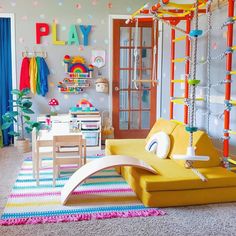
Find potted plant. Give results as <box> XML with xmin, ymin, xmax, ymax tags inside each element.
<box><xmin>1</xmin><ymin>88</ymin><xmax>41</xmax><ymax>153</ymax></box>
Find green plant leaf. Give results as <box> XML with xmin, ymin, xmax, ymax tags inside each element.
<box><xmin>16</xmin><ymin>99</ymin><xmax>22</xmax><ymax>105</ymax></box>
<box><xmin>22</xmin><ymin>95</ymin><xmax>31</xmax><ymax>99</ymax></box>
<box><xmin>22</xmin><ymin>100</ymin><xmax>32</xmax><ymax>109</ymax></box>
<box><xmin>11</xmin><ymin>111</ymin><xmax>19</xmax><ymax>117</ymax></box>
<box><xmin>11</xmin><ymin>89</ymin><xmax>21</xmax><ymax>95</ymax></box>
<box><xmin>25</xmin><ymin>127</ymin><xmax>33</xmax><ymax>133</ymax></box>
<box><xmin>23</xmin><ymin>115</ymin><xmax>31</xmax><ymax>121</ymax></box>
<box><xmin>22</xmin><ymin>88</ymin><xmax>30</xmax><ymax>96</ymax></box>
<box><xmin>1</xmin><ymin>122</ymin><xmax>12</xmax><ymax>130</ymax></box>
<box><xmin>2</xmin><ymin>114</ymin><xmax>11</xmax><ymax>122</ymax></box>
<box><xmin>22</xmin><ymin>108</ymin><xmax>34</xmax><ymax>114</ymax></box>
<box><xmin>8</xmin><ymin>131</ymin><xmax>20</xmax><ymax>137</ymax></box>
<box><xmin>32</xmin><ymin>122</ymin><xmax>41</xmax><ymax>129</ymax></box>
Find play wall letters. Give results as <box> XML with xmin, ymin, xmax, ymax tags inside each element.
<box><xmin>36</xmin><ymin>23</ymin><xmax>92</xmax><ymax>46</ymax></box>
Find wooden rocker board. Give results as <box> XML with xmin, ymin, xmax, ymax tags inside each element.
<box><xmin>61</xmin><ymin>155</ymin><xmax>157</xmax><ymax>205</ymax></box>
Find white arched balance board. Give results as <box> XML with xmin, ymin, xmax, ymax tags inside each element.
<box><xmin>61</xmin><ymin>155</ymin><xmax>157</xmax><ymax>205</ymax></box>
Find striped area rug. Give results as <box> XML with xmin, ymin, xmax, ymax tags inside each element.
<box><xmin>0</xmin><ymin>156</ymin><xmax>165</xmax><ymax>226</ymax></box>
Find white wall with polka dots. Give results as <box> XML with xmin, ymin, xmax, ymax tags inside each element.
<box><xmin>0</xmin><ymin>0</ymin><xmax>148</xmax><ymax>119</ymax></box>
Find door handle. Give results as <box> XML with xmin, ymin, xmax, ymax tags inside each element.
<box><xmin>114</xmin><ymin>86</ymin><xmax>120</xmax><ymax>91</ymax></box>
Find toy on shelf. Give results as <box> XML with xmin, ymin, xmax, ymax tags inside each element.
<box><xmin>95</xmin><ymin>77</ymin><xmax>109</xmax><ymax>93</ymax></box>
<box><xmin>63</xmin><ymin>55</ymin><xmax>71</xmax><ymax>73</ymax></box>
<box><xmin>48</xmin><ymin>98</ymin><xmax>59</xmax><ymax>116</ymax></box>
<box><xmin>58</xmin><ymin>55</ymin><xmax>94</xmax><ymax>94</ymax></box>
<box><xmin>70</xmin><ymin>98</ymin><xmax>99</xmax><ymax>115</ymax></box>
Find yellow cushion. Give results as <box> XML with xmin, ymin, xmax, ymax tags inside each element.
<box><xmin>169</xmin><ymin>124</ymin><xmax>221</xmax><ymax>168</ymax></box>
<box><xmin>105</xmin><ymin>133</ymin><xmax>236</xmax><ymax>207</ymax></box>
<box><xmin>105</xmin><ymin>139</ymin><xmax>171</xmax><ymax>170</ymax></box>
<box><xmin>125</xmin><ymin>173</ymin><xmax>236</xmax><ymax>207</ymax></box>
<box><xmin>130</xmin><ymin>166</ymin><xmax>236</xmax><ymax>192</ymax></box>
<box><xmin>145</xmin><ymin>118</ymin><xmax>178</xmax><ymax>143</ymax></box>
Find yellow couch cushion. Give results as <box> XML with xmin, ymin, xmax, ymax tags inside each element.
<box><xmin>145</xmin><ymin>118</ymin><xmax>178</xmax><ymax>143</ymax></box>
<box><xmin>106</xmin><ymin>138</ymin><xmax>236</xmax><ymax>192</ymax></box>
<box><xmin>125</xmin><ymin>173</ymin><xmax>236</xmax><ymax>207</ymax></box>
<box><xmin>130</xmin><ymin>166</ymin><xmax>236</xmax><ymax>192</ymax></box>
<box><xmin>105</xmin><ymin>139</ymin><xmax>172</xmax><ymax>171</ymax></box>
<box><xmin>169</xmin><ymin>124</ymin><xmax>221</xmax><ymax>168</ymax></box>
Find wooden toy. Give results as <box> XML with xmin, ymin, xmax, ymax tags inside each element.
<box><xmin>57</xmin><ymin>55</ymin><xmax>94</xmax><ymax>94</ymax></box>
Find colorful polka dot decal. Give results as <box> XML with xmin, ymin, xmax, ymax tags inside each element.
<box><xmin>19</xmin><ymin>37</ymin><xmax>24</xmax><ymax>43</ymax></box>
<box><xmin>53</xmin><ymin>18</ymin><xmax>58</xmax><ymax>24</ymax></box>
<box><xmin>39</xmin><ymin>14</ymin><xmax>45</xmax><ymax>19</ymax></box>
<box><xmin>21</xmin><ymin>16</ymin><xmax>28</xmax><ymax>21</ymax></box>
<box><xmin>76</xmin><ymin>3</ymin><xmax>81</xmax><ymax>9</ymax></box>
<box><xmin>78</xmin><ymin>45</ymin><xmax>84</xmax><ymax>51</ymax></box>
<box><xmin>127</xmin><ymin>7</ymin><xmax>132</xmax><ymax>13</ymax></box>
<box><xmin>76</xmin><ymin>18</ymin><xmax>82</xmax><ymax>24</ymax></box>
<box><xmin>63</xmin><ymin>94</ymin><xmax>69</xmax><ymax>100</ymax></box>
<box><xmin>212</xmin><ymin>42</ymin><xmax>217</xmax><ymax>50</ymax></box>
<box><xmin>83</xmin><ymin>93</ymin><xmax>88</xmax><ymax>98</ymax></box>
<box><xmin>10</xmin><ymin>2</ymin><xmax>16</xmax><ymax>7</ymax></box>
<box><xmin>33</xmin><ymin>1</ymin><xmax>38</xmax><ymax>7</ymax></box>
<box><xmin>92</xmin><ymin>0</ymin><xmax>97</xmax><ymax>6</ymax></box>
<box><xmin>49</xmin><ymin>82</ymin><xmax>55</xmax><ymax>87</ymax></box>
<box><xmin>61</xmin><ymin>26</ymin><xmax>67</xmax><ymax>31</ymax></box>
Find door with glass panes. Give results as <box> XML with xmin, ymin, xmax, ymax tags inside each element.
<box><xmin>112</xmin><ymin>19</ymin><xmax>157</xmax><ymax>139</ymax></box>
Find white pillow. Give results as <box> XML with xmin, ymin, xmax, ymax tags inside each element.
<box><xmin>145</xmin><ymin>132</ymin><xmax>170</xmax><ymax>159</ymax></box>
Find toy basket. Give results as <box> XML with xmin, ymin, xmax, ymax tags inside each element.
<box><xmin>82</xmin><ymin>131</ymin><xmax>99</xmax><ymax>146</ymax></box>
<box><xmin>81</xmin><ymin>121</ymin><xmax>100</xmax><ymax>130</ymax></box>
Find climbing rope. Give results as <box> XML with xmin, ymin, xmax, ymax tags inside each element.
<box><xmin>189</xmin><ymin>0</ymin><xmax>199</xmax><ymax>147</ymax></box>
<box><xmin>133</xmin><ymin>19</ymin><xmax>139</xmax><ymax>90</ymax></box>
<box><xmin>152</xmin><ymin>18</ymin><xmax>158</xmax><ymax>87</ymax></box>
<box><xmin>206</xmin><ymin>0</ymin><xmax>212</xmax><ymax>134</ymax></box>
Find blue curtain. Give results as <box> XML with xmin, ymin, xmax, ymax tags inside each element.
<box><xmin>0</xmin><ymin>18</ymin><xmax>13</xmax><ymax>146</ymax></box>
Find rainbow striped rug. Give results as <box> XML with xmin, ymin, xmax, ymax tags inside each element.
<box><xmin>0</xmin><ymin>156</ymin><xmax>165</xmax><ymax>226</ymax></box>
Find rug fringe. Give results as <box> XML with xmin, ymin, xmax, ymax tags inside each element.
<box><xmin>0</xmin><ymin>209</ymin><xmax>166</xmax><ymax>226</ymax></box>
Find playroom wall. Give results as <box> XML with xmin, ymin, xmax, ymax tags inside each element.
<box><xmin>0</xmin><ymin>0</ymin><xmax>147</xmax><ymax>119</ymax></box>
<box><xmin>160</xmin><ymin>5</ymin><xmax>236</xmax><ymax>154</ymax></box>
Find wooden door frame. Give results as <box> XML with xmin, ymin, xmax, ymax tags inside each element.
<box><xmin>108</xmin><ymin>15</ymin><xmax>163</xmax><ymax>127</ymax></box>
<box><xmin>110</xmin><ymin>17</ymin><xmax>159</xmax><ymax>138</ymax></box>
<box><xmin>108</xmin><ymin>15</ymin><xmax>130</xmax><ymax>124</ymax></box>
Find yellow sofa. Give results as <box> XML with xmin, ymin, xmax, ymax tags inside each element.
<box><xmin>105</xmin><ymin>118</ymin><xmax>236</xmax><ymax>207</ymax></box>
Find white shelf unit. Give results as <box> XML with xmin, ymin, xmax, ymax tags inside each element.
<box><xmin>37</xmin><ymin>114</ymin><xmax>102</xmax><ymax>151</ymax></box>
<box><xmin>70</xmin><ymin>114</ymin><xmax>102</xmax><ymax>151</ymax></box>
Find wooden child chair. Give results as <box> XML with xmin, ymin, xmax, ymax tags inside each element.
<box><xmin>32</xmin><ymin>128</ymin><xmax>53</xmax><ymax>179</ymax></box>
<box><xmin>52</xmin><ymin>134</ymin><xmax>86</xmax><ymax>187</ymax></box>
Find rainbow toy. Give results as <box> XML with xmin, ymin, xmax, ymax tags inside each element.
<box><xmin>64</xmin><ymin>55</ymin><xmax>71</xmax><ymax>64</ymax></box>
<box><xmin>88</xmin><ymin>64</ymin><xmax>94</xmax><ymax>71</ymax></box>
<box><xmin>69</xmin><ymin>63</ymin><xmax>88</xmax><ymax>74</ymax></box>
<box><xmin>64</xmin><ymin>55</ymin><xmax>71</xmax><ymax>72</ymax></box>
<box><xmin>60</xmin><ymin>55</ymin><xmax>93</xmax><ymax>94</ymax></box>
<box><xmin>76</xmin><ymin>98</ymin><xmax>95</xmax><ymax>108</ymax></box>
<box><xmin>71</xmin><ymin>56</ymin><xmax>86</xmax><ymax>64</ymax></box>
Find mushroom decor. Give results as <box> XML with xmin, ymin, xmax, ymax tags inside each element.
<box><xmin>48</xmin><ymin>98</ymin><xmax>59</xmax><ymax>116</ymax></box>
